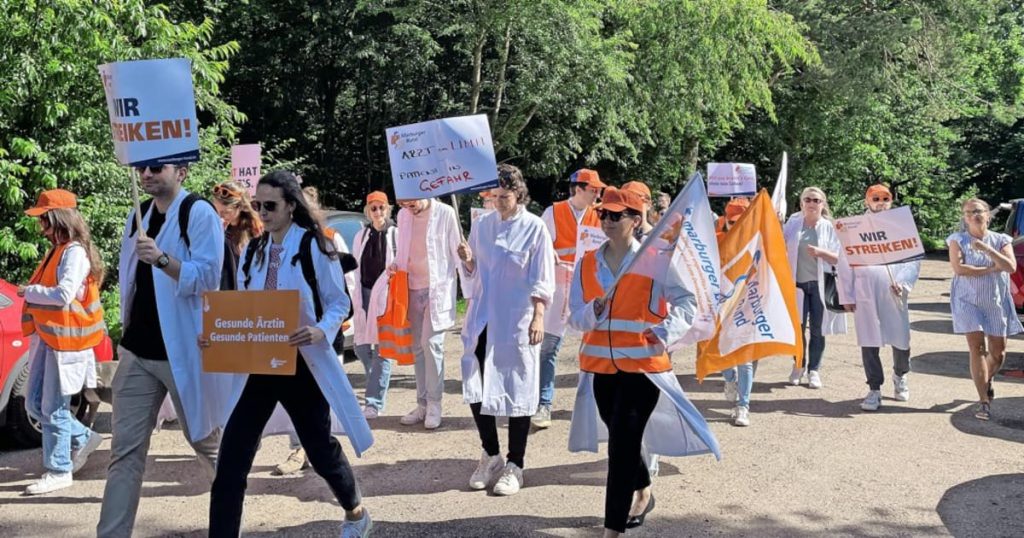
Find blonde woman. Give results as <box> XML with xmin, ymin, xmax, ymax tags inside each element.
<box><xmin>947</xmin><ymin>198</ymin><xmax>1022</xmax><ymax>420</ymax></box>
<box><xmin>212</xmin><ymin>181</ymin><xmax>263</xmax><ymax>290</ymax></box>
<box><xmin>782</xmin><ymin>187</ymin><xmax>846</xmax><ymax>388</ymax></box>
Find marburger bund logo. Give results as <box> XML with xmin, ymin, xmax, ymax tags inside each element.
<box><xmin>270</xmin><ymin>357</ymin><xmax>287</xmax><ymax>369</ymax></box>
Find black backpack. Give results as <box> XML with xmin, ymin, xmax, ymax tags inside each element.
<box><xmin>129</xmin><ymin>193</ymin><xmax>237</xmax><ymax>290</ymax></box>
<box><xmin>241</xmin><ymin>229</ymin><xmax>355</xmax><ymax>323</ymax></box>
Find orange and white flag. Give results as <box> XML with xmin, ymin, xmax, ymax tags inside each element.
<box><xmin>697</xmin><ymin>190</ymin><xmax>802</xmax><ymax>380</ymax></box>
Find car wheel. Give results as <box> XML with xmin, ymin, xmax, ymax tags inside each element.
<box><xmin>6</xmin><ymin>358</ymin><xmax>41</xmax><ymax>447</ymax></box>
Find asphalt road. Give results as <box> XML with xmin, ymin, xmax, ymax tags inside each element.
<box><xmin>2</xmin><ymin>257</ymin><xmax>1022</xmax><ymax>537</ymax></box>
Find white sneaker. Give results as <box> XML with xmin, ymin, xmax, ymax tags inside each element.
<box><xmin>789</xmin><ymin>367</ymin><xmax>804</xmax><ymax>386</ymax></box>
<box><xmin>531</xmin><ymin>405</ymin><xmax>552</xmax><ymax>429</ymax></box>
<box><xmin>732</xmin><ymin>406</ymin><xmax>750</xmax><ymax>427</ymax></box>
<box><xmin>424</xmin><ymin>402</ymin><xmax>442</xmax><ymax>430</ymax></box>
<box><xmin>72</xmin><ymin>432</ymin><xmax>102</xmax><ymax>474</ymax></box>
<box><xmin>724</xmin><ymin>380</ymin><xmax>738</xmax><ymax>402</ymax></box>
<box><xmin>860</xmin><ymin>390</ymin><xmax>882</xmax><ymax>411</ymax></box>
<box><xmin>807</xmin><ymin>370</ymin><xmax>823</xmax><ymax>389</ymax></box>
<box><xmin>893</xmin><ymin>374</ymin><xmax>910</xmax><ymax>402</ymax></box>
<box><xmin>25</xmin><ymin>471</ymin><xmax>73</xmax><ymax>495</ymax></box>
<box><xmin>362</xmin><ymin>406</ymin><xmax>379</xmax><ymax>420</ymax></box>
<box><xmin>340</xmin><ymin>508</ymin><xmax>372</xmax><ymax>538</ymax></box>
<box><xmin>399</xmin><ymin>405</ymin><xmax>426</xmax><ymax>425</ymax></box>
<box><xmin>469</xmin><ymin>450</ymin><xmax>505</xmax><ymax>490</ymax></box>
<box><xmin>492</xmin><ymin>462</ymin><xmax>524</xmax><ymax>496</ymax></box>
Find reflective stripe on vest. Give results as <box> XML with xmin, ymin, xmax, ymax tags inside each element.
<box><xmin>552</xmin><ymin>201</ymin><xmax>599</xmax><ymax>263</ymax></box>
<box><xmin>21</xmin><ymin>243</ymin><xmax>106</xmax><ymax>351</ymax></box>
<box><xmin>377</xmin><ymin>270</ymin><xmax>414</xmax><ymax>365</ymax></box>
<box><xmin>577</xmin><ymin>250</ymin><xmax>671</xmax><ymax>374</ymax></box>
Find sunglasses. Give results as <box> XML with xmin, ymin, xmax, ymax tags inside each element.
<box><xmin>871</xmin><ymin>197</ymin><xmax>891</xmax><ymax>203</ymax></box>
<box><xmin>597</xmin><ymin>209</ymin><xmax>628</xmax><ymax>222</ymax></box>
<box><xmin>134</xmin><ymin>165</ymin><xmax>167</xmax><ymax>175</ymax></box>
<box><xmin>251</xmin><ymin>200</ymin><xmax>281</xmax><ymax>213</ymax></box>
<box><xmin>802</xmin><ymin>197</ymin><xmax>823</xmax><ymax>204</ymax></box>
<box><xmin>368</xmin><ymin>204</ymin><xmax>387</xmax><ymax>212</ymax></box>
<box><xmin>213</xmin><ymin>184</ymin><xmax>242</xmax><ymax>199</ymax></box>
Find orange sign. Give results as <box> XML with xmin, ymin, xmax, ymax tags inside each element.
<box><xmin>202</xmin><ymin>290</ymin><xmax>300</xmax><ymax>375</ymax></box>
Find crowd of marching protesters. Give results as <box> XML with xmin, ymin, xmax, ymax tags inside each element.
<box><xmin>15</xmin><ymin>162</ymin><xmax>1020</xmax><ymax>537</ymax></box>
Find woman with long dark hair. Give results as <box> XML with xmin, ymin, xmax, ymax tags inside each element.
<box><xmin>206</xmin><ymin>171</ymin><xmax>373</xmax><ymax>537</ymax></box>
<box><xmin>19</xmin><ymin>189</ymin><xmax>106</xmax><ymax>495</ymax></box>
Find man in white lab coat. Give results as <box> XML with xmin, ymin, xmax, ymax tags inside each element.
<box><xmin>838</xmin><ymin>184</ymin><xmax>920</xmax><ymax>412</ymax></box>
<box><xmin>99</xmin><ymin>163</ymin><xmax>241</xmax><ymax>537</ymax></box>
<box><xmin>394</xmin><ymin>197</ymin><xmax>465</xmax><ymax>430</ymax></box>
<box><xmin>534</xmin><ymin>169</ymin><xmax>605</xmax><ymax>428</ymax></box>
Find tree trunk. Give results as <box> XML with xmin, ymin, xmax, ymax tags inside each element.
<box><xmin>492</xmin><ymin>23</ymin><xmax>512</xmax><ymax>124</ymax></box>
<box><xmin>683</xmin><ymin>137</ymin><xmax>700</xmax><ymax>178</ymax></box>
<box><xmin>469</xmin><ymin>34</ymin><xmax>486</xmax><ymax>114</ymax></box>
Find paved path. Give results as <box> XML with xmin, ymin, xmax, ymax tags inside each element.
<box><xmin>2</xmin><ymin>258</ymin><xmax>1022</xmax><ymax>537</ymax></box>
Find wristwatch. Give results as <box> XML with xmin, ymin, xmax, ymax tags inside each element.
<box><xmin>155</xmin><ymin>253</ymin><xmax>170</xmax><ymax>269</ymax></box>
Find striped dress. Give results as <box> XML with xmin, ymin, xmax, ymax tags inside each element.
<box><xmin>946</xmin><ymin>231</ymin><xmax>1024</xmax><ymax>336</ymax></box>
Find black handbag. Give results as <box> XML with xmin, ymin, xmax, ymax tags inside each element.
<box><xmin>822</xmin><ymin>267</ymin><xmax>845</xmax><ymax>313</ymax></box>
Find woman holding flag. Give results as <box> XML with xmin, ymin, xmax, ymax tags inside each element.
<box><xmin>782</xmin><ymin>187</ymin><xmax>846</xmax><ymax>388</ymax></box>
<box><xmin>567</xmin><ymin>187</ymin><xmax>719</xmax><ymax>536</ymax></box>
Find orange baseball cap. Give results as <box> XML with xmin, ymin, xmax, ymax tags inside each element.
<box><xmin>479</xmin><ymin>191</ymin><xmax>494</xmax><ymax>199</ymax></box>
<box><xmin>365</xmin><ymin>191</ymin><xmax>388</xmax><ymax>205</ymax></box>
<box><xmin>865</xmin><ymin>184</ymin><xmax>891</xmax><ymax>200</ymax></box>
<box><xmin>571</xmin><ymin>168</ymin><xmax>607</xmax><ymax>189</ymax></box>
<box><xmin>621</xmin><ymin>181</ymin><xmax>651</xmax><ymax>200</ymax></box>
<box><xmin>725</xmin><ymin>198</ymin><xmax>751</xmax><ymax>222</ymax></box>
<box><xmin>25</xmin><ymin>189</ymin><xmax>77</xmax><ymax>216</ymax></box>
<box><xmin>598</xmin><ymin>187</ymin><xmax>645</xmax><ymax>214</ymax></box>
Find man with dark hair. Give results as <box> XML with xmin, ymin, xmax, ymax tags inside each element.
<box><xmin>98</xmin><ymin>163</ymin><xmax>238</xmax><ymax>537</ymax></box>
<box><xmin>534</xmin><ymin>169</ymin><xmax>605</xmax><ymax>428</ymax></box>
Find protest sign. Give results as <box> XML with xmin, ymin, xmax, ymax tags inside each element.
<box><xmin>98</xmin><ymin>58</ymin><xmax>200</xmax><ymax>166</ymax></box>
<box><xmin>834</xmin><ymin>206</ymin><xmax>924</xmax><ymax>266</ymax></box>
<box><xmin>231</xmin><ymin>144</ymin><xmax>262</xmax><ymax>196</ymax></box>
<box><xmin>202</xmin><ymin>290</ymin><xmax>299</xmax><ymax>375</ymax></box>
<box><xmin>385</xmin><ymin>114</ymin><xmax>499</xmax><ymax>200</ymax></box>
<box><xmin>707</xmin><ymin>163</ymin><xmax>756</xmax><ymax>197</ymax></box>
<box><xmin>574</xmin><ymin>225</ymin><xmax>607</xmax><ymax>267</ymax></box>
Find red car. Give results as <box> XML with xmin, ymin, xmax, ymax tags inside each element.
<box><xmin>0</xmin><ymin>278</ymin><xmax>115</xmax><ymax>447</ymax></box>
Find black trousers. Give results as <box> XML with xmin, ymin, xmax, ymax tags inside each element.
<box><xmin>209</xmin><ymin>356</ymin><xmax>361</xmax><ymax>537</ymax></box>
<box><xmin>469</xmin><ymin>327</ymin><xmax>531</xmax><ymax>469</ymax></box>
<box><xmin>593</xmin><ymin>371</ymin><xmax>660</xmax><ymax>533</ymax></box>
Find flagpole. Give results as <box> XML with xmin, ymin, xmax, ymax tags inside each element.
<box><xmin>129</xmin><ymin>166</ymin><xmax>145</xmax><ymax>236</ymax></box>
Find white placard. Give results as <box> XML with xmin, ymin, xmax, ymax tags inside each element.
<box><xmin>835</xmin><ymin>206</ymin><xmax>925</xmax><ymax>266</ymax></box>
<box><xmin>707</xmin><ymin>162</ymin><xmax>756</xmax><ymax>197</ymax></box>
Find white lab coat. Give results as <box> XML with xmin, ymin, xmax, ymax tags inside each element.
<box><xmin>783</xmin><ymin>213</ymin><xmax>848</xmax><ymax>335</ymax></box>
<box><xmin>460</xmin><ymin>207</ymin><xmax>556</xmax><ymax>417</ymax></box>
<box><xmin>233</xmin><ymin>223</ymin><xmax>373</xmax><ymax>456</ymax></box>
<box><xmin>836</xmin><ymin>215</ymin><xmax>920</xmax><ymax>349</ymax></box>
<box><xmin>119</xmin><ymin>189</ymin><xmax>243</xmax><ymax>442</ymax></box>
<box><xmin>565</xmin><ymin>241</ymin><xmax>720</xmax><ymax>460</ymax></box>
<box><xmin>350</xmin><ymin>224</ymin><xmax>397</xmax><ymax>346</ymax></box>
<box><xmin>540</xmin><ymin>203</ymin><xmax>589</xmax><ymax>336</ymax></box>
<box><xmin>395</xmin><ymin>201</ymin><xmax>465</xmax><ymax>331</ymax></box>
<box><xmin>23</xmin><ymin>243</ymin><xmax>97</xmax><ymax>396</ymax></box>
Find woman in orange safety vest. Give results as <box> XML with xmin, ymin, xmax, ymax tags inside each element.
<box><xmin>567</xmin><ymin>188</ymin><xmax>719</xmax><ymax>537</ymax></box>
<box><xmin>18</xmin><ymin>189</ymin><xmax>106</xmax><ymax>495</ymax></box>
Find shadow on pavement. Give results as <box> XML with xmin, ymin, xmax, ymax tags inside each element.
<box><xmin>909</xmin><ymin>301</ymin><xmax>952</xmax><ymax>315</ymax></box>
<box><xmin>912</xmin><ymin>351</ymin><xmax>1024</xmax><ymax>385</ymax></box>
<box><xmin>949</xmin><ymin>397</ymin><xmax>1024</xmax><ymax>444</ymax></box>
<box><xmin>937</xmin><ymin>473</ymin><xmax>1024</xmax><ymax>537</ymax></box>
<box><xmin>692</xmin><ymin>397</ymin><xmax>976</xmax><ymax>421</ymax></box>
<box><xmin>911</xmin><ymin>319</ymin><xmax>955</xmax><ymax>334</ymax></box>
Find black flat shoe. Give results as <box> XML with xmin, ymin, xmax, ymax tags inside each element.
<box><xmin>625</xmin><ymin>493</ymin><xmax>655</xmax><ymax>529</ymax></box>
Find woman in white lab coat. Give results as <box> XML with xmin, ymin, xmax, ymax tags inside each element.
<box><xmin>782</xmin><ymin>186</ymin><xmax>847</xmax><ymax>388</ymax></box>
<box><xmin>457</xmin><ymin>164</ymin><xmax>555</xmax><ymax>496</ymax></box>
<box><xmin>837</xmin><ymin>184</ymin><xmax>920</xmax><ymax>411</ymax></box>
<box><xmin>207</xmin><ymin>171</ymin><xmax>373</xmax><ymax>537</ymax></box>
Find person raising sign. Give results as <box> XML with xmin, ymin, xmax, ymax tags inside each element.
<box><xmin>206</xmin><ymin>171</ymin><xmax>373</xmax><ymax>537</ymax></box>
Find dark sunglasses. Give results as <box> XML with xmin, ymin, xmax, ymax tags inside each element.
<box><xmin>213</xmin><ymin>184</ymin><xmax>242</xmax><ymax>199</ymax></box>
<box><xmin>134</xmin><ymin>165</ymin><xmax>167</xmax><ymax>175</ymax></box>
<box><xmin>597</xmin><ymin>209</ymin><xmax>626</xmax><ymax>222</ymax></box>
<box><xmin>802</xmin><ymin>197</ymin><xmax>823</xmax><ymax>204</ymax></box>
<box><xmin>871</xmin><ymin>197</ymin><xmax>891</xmax><ymax>203</ymax></box>
<box><xmin>251</xmin><ymin>200</ymin><xmax>280</xmax><ymax>213</ymax></box>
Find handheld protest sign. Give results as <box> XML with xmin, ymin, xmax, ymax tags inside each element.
<box><xmin>834</xmin><ymin>206</ymin><xmax>925</xmax><ymax>266</ymax></box>
<box><xmin>231</xmin><ymin>144</ymin><xmax>262</xmax><ymax>197</ymax></box>
<box><xmin>385</xmin><ymin>114</ymin><xmax>499</xmax><ymax>201</ymax></box>
<box><xmin>202</xmin><ymin>290</ymin><xmax>300</xmax><ymax>375</ymax></box>
<box><xmin>707</xmin><ymin>163</ymin><xmax>756</xmax><ymax>197</ymax></box>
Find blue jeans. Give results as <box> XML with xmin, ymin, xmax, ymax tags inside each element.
<box><xmin>797</xmin><ymin>281</ymin><xmax>826</xmax><ymax>371</ymax></box>
<box><xmin>355</xmin><ymin>286</ymin><xmax>392</xmax><ymax>410</ymax></box>
<box><xmin>723</xmin><ymin>361</ymin><xmax>759</xmax><ymax>408</ymax></box>
<box><xmin>537</xmin><ymin>333</ymin><xmax>563</xmax><ymax>408</ymax></box>
<box><xmin>26</xmin><ymin>347</ymin><xmax>93</xmax><ymax>473</ymax></box>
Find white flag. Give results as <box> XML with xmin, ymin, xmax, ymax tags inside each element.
<box><xmin>771</xmin><ymin>152</ymin><xmax>788</xmax><ymax>221</ymax></box>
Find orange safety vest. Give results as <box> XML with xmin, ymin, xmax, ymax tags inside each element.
<box><xmin>577</xmin><ymin>250</ymin><xmax>672</xmax><ymax>374</ymax></box>
<box><xmin>552</xmin><ymin>201</ymin><xmax>600</xmax><ymax>264</ymax></box>
<box><xmin>376</xmin><ymin>270</ymin><xmax>414</xmax><ymax>365</ymax></box>
<box><xmin>21</xmin><ymin>243</ymin><xmax>106</xmax><ymax>351</ymax></box>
